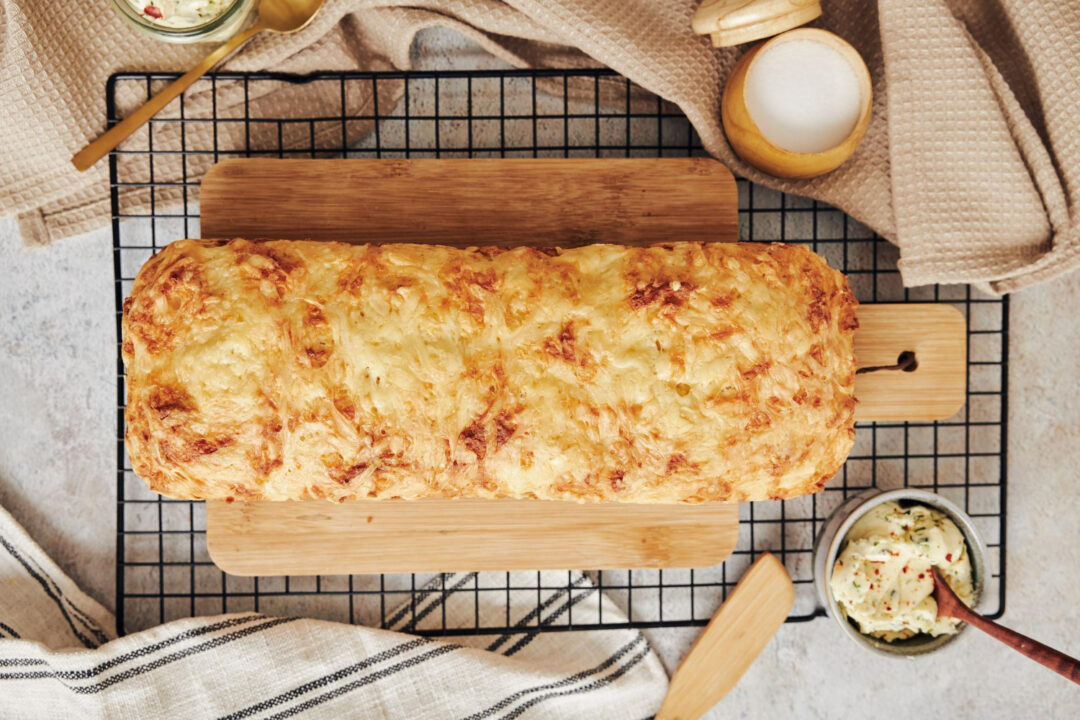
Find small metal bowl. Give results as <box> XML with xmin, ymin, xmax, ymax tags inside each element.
<box><xmin>813</xmin><ymin>488</ymin><xmax>987</xmax><ymax>657</ymax></box>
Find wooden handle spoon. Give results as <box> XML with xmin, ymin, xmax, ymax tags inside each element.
<box><xmin>931</xmin><ymin>567</ymin><xmax>1080</xmax><ymax>685</ymax></box>
<box><xmin>656</xmin><ymin>553</ymin><xmax>794</xmax><ymax>720</ymax></box>
<box><xmin>71</xmin><ymin>0</ymin><xmax>325</xmax><ymax>171</ymax></box>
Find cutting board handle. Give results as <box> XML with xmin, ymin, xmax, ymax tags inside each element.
<box><xmin>854</xmin><ymin>304</ymin><xmax>966</xmax><ymax>422</ymax></box>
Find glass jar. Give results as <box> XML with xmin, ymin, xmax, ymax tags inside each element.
<box><xmin>110</xmin><ymin>0</ymin><xmax>257</xmax><ymax>43</ymax></box>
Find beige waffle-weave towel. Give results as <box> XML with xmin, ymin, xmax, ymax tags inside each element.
<box><xmin>2</xmin><ymin>0</ymin><xmax>1078</xmax><ymax>292</ymax></box>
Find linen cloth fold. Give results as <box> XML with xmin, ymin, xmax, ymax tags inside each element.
<box><xmin>0</xmin><ymin>505</ymin><xmax>667</xmax><ymax>719</ymax></box>
<box><xmin>2</xmin><ymin>0</ymin><xmax>1080</xmax><ymax>292</ymax></box>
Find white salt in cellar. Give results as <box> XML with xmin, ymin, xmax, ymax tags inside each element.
<box><xmin>693</xmin><ymin>0</ymin><xmax>873</xmax><ymax>178</ymax></box>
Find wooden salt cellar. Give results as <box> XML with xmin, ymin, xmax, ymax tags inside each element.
<box><xmin>693</xmin><ymin>0</ymin><xmax>873</xmax><ymax>179</ymax></box>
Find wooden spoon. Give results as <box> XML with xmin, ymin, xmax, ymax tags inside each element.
<box><xmin>656</xmin><ymin>553</ymin><xmax>794</xmax><ymax>720</ymax></box>
<box><xmin>71</xmin><ymin>0</ymin><xmax>325</xmax><ymax>171</ymax></box>
<box><xmin>931</xmin><ymin>567</ymin><xmax>1080</xmax><ymax>685</ymax></box>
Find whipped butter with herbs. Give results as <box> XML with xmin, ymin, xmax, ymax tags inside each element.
<box><xmin>129</xmin><ymin>0</ymin><xmax>236</xmax><ymax>28</ymax></box>
<box><xmin>830</xmin><ymin>501</ymin><xmax>974</xmax><ymax>641</ymax></box>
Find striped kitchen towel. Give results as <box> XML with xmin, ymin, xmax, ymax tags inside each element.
<box><xmin>0</xmin><ymin>505</ymin><xmax>667</xmax><ymax>719</ymax></box>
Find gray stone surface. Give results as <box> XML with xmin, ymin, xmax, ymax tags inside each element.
<box><xmin>0</xmin><ymin>219</ymin><xmax>115</xmax><ymax>605</ymax></box>
<box><xmin>1</xmin><ymin>25</ymin><xmax>1078</xmax><ymax>719</ymax></box>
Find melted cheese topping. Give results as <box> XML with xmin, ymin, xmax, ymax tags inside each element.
<box><xmin>122</xmin><ymin>239</ymin><xmax>858</xmax><ymax>503</ymax></box>
<box><xmin>830</xmin><ymin>501</ymin><xmax>974</xmax><ymax>640</ymax></box>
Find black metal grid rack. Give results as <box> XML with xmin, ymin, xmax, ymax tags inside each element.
<box><xmin>111</xmin><ymin>68</ymin><xmax>1008</xmax><ymax>636</ymax></box>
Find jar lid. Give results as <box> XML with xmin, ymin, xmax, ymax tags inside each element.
<box><xmin>692</xmin><ymin>0</ymin><xmax>823</xmax><ymax>47</ymax></box>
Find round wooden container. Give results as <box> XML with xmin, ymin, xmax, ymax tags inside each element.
<box><xmin>693</xmin><ymin>0</ymin><xmax>873</xmax><ymax>179</ymax></box>
<box><xmin>721</xmin><ymin>28</ymin><xmax>872</xmax><ymax>179</ymax></box>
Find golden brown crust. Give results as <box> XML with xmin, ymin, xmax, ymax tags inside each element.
<box><xmin>123</xmin><ymin>239</ymin><xmax>858</xmax><ymax>503</ymax></box>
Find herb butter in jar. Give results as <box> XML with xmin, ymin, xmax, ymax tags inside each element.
<box><xmin>829</xmin><ymin>501</ymin><xmax>975</xmax><ymax>641</ymax></box>
<box><xmin>814</xmin><ymin>488</ymin><xmax>988</xmax><ymax>657</ymax></box>
<box><xmin>111</xmin><ymin>0</ymin><xmax>256</xmax><ymax>43</ymax></box>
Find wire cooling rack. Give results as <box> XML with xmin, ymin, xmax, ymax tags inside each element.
<box><xmin>111</xmin><ymin>68</ymin><xmax>1007</xmax><ymax>636</ymax></box>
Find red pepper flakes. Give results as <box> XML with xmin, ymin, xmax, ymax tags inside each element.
<box><xmin>144</xmin><ymin>4</ymin><xmax>163</xmax><ymax>18</ymax></box>
<box><xmin>945</xmin><ymin>553</ymin><xmax>953</xmax><ymax>562</ymax></box>
<box><xmin>902</xmin><ymin>566</ymin><xmax>908</xmax><ymax>573</ymax></box>
<box><xmin>918</xmin><ymin>573</ymin><xmax>925</xmax><ymax>580</ymax></box>
<box><xmin>874</xmin><ymin>569</ymin><xmax>880</xmax><ymax>575</ymax></box>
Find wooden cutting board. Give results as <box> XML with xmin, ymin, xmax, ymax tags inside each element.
<box><xmin>197</xmin><ymin>158</ymin><xmax>965</xmax><ymax>576</ymax></box>
<box><xmin>199</xmin><ymin>157</ymin><xmax>739</xmax><ymax>246</ymax></box>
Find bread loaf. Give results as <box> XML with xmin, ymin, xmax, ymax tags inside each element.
<box><xmin>123</xmin><ymin>239</ymin><xmax>857</xmax><ymax>503</ymax></box>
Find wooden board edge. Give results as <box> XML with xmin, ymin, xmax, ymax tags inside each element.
<box><xmin>200</xmin><ymin>156</ymin><xmax>738</xmax><ymax>244</ymax></box>
<box><xmin>907</xmin><ymin>303</ymin><xmax>967</xmax><ymax>419</ymax></box>
<box><xmin>205</xmin><ymin>499</ymin><xmax>740</xmax><ymax>576</ymax></box>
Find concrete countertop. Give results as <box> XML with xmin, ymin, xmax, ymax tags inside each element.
<box><xmin>1</xmin><ymin>27</ymin><xmax>1077</xmax><ymax>719</ymax></box>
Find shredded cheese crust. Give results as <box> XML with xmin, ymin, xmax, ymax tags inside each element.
<box><xmin>123</xmin><ymin>239</ymin><xmax>858</xmax><ymax>503</ymax></box>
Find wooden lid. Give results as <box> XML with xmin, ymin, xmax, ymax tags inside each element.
<box><xmin>692</xmin><ymin>0</ymin><xmax>823</xmax><ymax>47</ymax></box>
